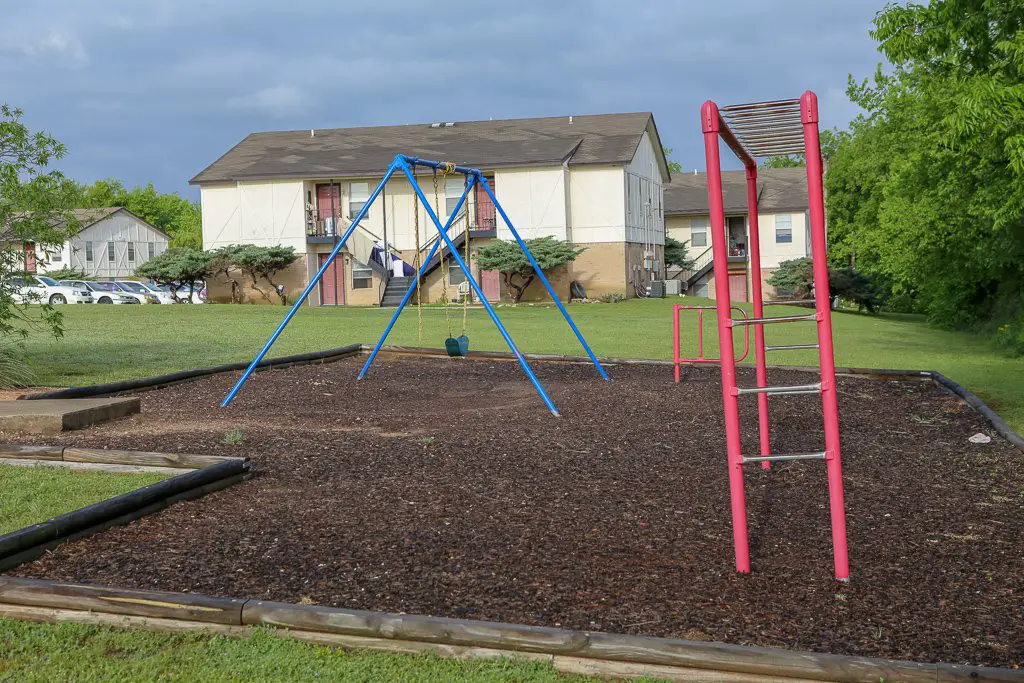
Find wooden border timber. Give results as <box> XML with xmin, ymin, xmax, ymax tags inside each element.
<box><xmin>0</xmin><ymin>578</ymin><xmax>1019</xmax><ymax>682</ymax></box>
<box><xmin>0</xmin><ymin>448</ymin><xmax>251</xmax><ymax>572</ymax></box>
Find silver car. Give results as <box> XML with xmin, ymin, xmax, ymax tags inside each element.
<box><xmin>59</xmin><ymin>280</ymin><xmax>140</xmax><ymax>304</ymax></box>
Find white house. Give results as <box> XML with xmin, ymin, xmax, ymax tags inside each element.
<box><xmin>190</xmin><ymin>113</ymin><xmax>670</xmax><ymax>305</ymax></box>
<box><xmin>664</xmin><ymin>168</ymin><xmax>811</xmax><ymax>302</ymax></box>
<box><xmin>35</xmin><ymin>208</ymin><xmax>171</xmax><ymax>279</ymax></box>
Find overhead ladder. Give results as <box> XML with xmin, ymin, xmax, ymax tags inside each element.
<box><xmin>701</xmin><ymin>91</ymin><xmax>850</xmax><ymax>581</ymax></box>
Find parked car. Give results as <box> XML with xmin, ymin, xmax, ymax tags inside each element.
<box><xmin>98</xmin><ymin>281</ymin><xmax>160</xmax><ymax>304</ymax></box>
<box><xmin>7</xmin><ymin>276</ymin><xmax>93</xmax><ymax>304</ymax></box>
<box><xmin>59</xmin><ymin>280</ymin><xmax>140</xmax><ymax>304</ymax></box>
<box><xmin>114</xmin><ymin>280</ymin><xmax>175</xmax><ymax>304</ymax></box>
<box><xmin>162</xmin><ymin>282</ymin><xmax>206</xmax><ymax>304</ymax></box>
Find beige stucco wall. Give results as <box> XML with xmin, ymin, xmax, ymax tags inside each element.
<box><xmin>567</xmin><ymin>166</ymin><xmax>625</xmax><ymax>243</ymax></box>
<box><xmin>494</xmin><ymin>166</ymin><xmax>568</xmax><ymax>241</ymax></box>
<box><xmin>202</xmin><ymin>180</ymin><xmax>306</xmax><ymax>252</ymax></box>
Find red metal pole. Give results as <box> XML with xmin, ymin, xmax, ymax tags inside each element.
<box><xmin>673</xmin><ymin>305</ymin><xmax>681</xmax><ymax>383</ymax></box>
<box><xmin>702</xmin><ymin>101</ymin><xmax>750</xmax><ymax>574</ymax></box>
<box><xmin>801</xmin><ymin>90</ymin><xmax>850</xmax><ymax>581</ymax></box>
<box><xmin>745</xmin><ymin>166</ymin><xmax>771</xmax><ymax>469</ymax></box>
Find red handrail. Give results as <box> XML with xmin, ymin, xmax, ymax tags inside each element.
<box><xmin>673</xmin><ymin>304</ymin><xmax>750</xmax><ymax>382</ymax></box>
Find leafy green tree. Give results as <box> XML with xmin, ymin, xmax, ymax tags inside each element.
<box><xmin>662</xmin><ymin>147</ymin><xmax>683</xmax><ymax>175</ymax></box>
<box><xmin>664</xmin><ymin>236</ymin><xmax>694</xmax><ymax>272</ymax></box>
<box><xmin>208</xmin><ymin>244</ymin><xmax>247</xmax><ymax>304</ymax></box>
<box><xmin>825</xmin><ymin>0</ymin><xmax>1024</xmax><ymax>333</ymax></box>
<box><xmin>476</xmin><ymin>236</ymin><xmax>583</xmax><ymax>303</ymax></box>
<box><xmin>135</xmin><ymin>247</ymin><xmax>212</xmax><ymax>302</ymax></box>
<box><xmin>767</xmin><ymin>258</ymin><xmax>815</xmax><ymax>299</ymax></box>
<box><xmin>0</xmin><ymin>104</ymin><xmax>80</xmax><ymax>351</ymax></box>
<box><xmin>75</xmin><ymin>179</ymin><xmax>202</xmax><ymax>248</ymax></box>
<box><xmin>233</xmin><ymin>245</ymin><xmax>299</xmax><ymax>305</ymax></box>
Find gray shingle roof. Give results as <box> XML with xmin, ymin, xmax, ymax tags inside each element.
<box><xmin>664</xmin><ymin>167</ymin><xmax>809</xmax><ymax>216</ymax></box>
<box><xmin>190</xmin><ymin>113</ymin><xmax>667</xmax><ymax>184</ymax></box>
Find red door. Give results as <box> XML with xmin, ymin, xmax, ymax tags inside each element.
<box><xmin>23</xmin><ymin>243</ymin><xmax>36</xmax><ymax>273</ymax></box>
<box><xmin>316</xmin><ymin>184</ymin><xmax>342</xmax><ymax>235</ymax></box>
<box><xmin>728</xmin><ymin>273</ymin><xmax>747</xmax><ymax>303</ymax></box>
<box><xmin>319</xmin><ymin>253</ymin><xmax>345</xmax><ymax>305</ymax></box>
<box><xmin>481</xmin><ymin>269</ymin><xmax>501</xmax><ymax>302</ymax></box>
<box><xmin>474</xmin><ymin>178</ymin><xmax>496</xmax><ymax>230</ymax></box>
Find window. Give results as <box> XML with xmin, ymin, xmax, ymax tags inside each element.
<box><xmin>50</xmin><ymin>249</ymin><xmax>62</xmax><ymax>263</ymax></box>
<box><xmin>127</xmin><ymin>242</ymin><xmax>135</xmax><ymax>262</ymax></box>
<box><xmin>107</xmin><ymin>241</ymin><xmax>115</xmax><ymax>262</ymax></box>
<box><xmin>348</xmin><ymin>182</ymin><xmax>369</xmax><ymax>220</ymax></box>
<box><xmin>691</xmin><ymin>218</ymin><xmax>708</xmax><ymax>248</ymax></box>
<box><xmin>445</xmin><ymin>177</ymin><xmax>466</xmax><ymax>217</ymax></box>
<box><xmin>775</xmin><ymin>214</ymin><xmax>793</xmax><ymax>243</ymax></box>
<box><xmin>448</xmin><ymin>263</ymin><xmax>467</xmax><ymax>286</ymax></box>
<box><xmin>148</xmin><ymin>242</ymin><xmax>155</xmax><ymax>260</ymax></box>
<box><xmin>85</xmin><ymin>241</ymin><xmax>94</xmax><ymax>262</ymax></box>
<box><xmin>352</xmin><ymin>260</ymin><xmax>372</xmax><ymax>289</ymax></box>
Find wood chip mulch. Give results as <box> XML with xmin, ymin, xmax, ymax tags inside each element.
<box><xmin>7</xmin><ymin>357</ymin><xmax>1023</xmax><ymax>667</ymax></box>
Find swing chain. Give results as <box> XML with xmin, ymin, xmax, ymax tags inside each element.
<box><xmin>433</xmin><ymin>169</ymin><xmax>454</xmax><ymax>339</ymax></box>
<box><xmin>413</xmin><ymin>165</ymin><xmax>422</xmax><ymax>341</ymax></box>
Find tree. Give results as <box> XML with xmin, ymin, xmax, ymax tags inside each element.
<box><xmin>476</xmin><ymin>237</ymin><xmax>583</xmax><ymax>304</ymax></box>
<box><xmin>663</xmin><ymin>147</ymin><xmax>683</xmax><ymax>175</ymax></box>
<box><xmin>208</xmin><ymin>244</ymin><xmax>247</xmax><ymax>304</ymax></box>
<box><xmin>233</xmin><ymin>245</ymin><xmax>299</xmax><ymax>305</ymax></box>
<box><xmin>824</xmin><ymin>0</ymin><xmax>1024</xmax><ymax>340</ymax></box>
<box><xmin>75</xmin><ymin>179</ymin><xmax>202</xmax><ymax>248</ymax></box>
<box><xmin>766</xmin><ymin>258</ymin><xmax>815</xmax><ymax>299</ymax></box>
<box><xmin>664</xmin><ymin>236</ymin><xmax>694</xmax><ymax>272</ymax></box>
<box><xmin>135</xmin><ymin>247</ymin><xmax>212</xmax><ymax>302</ymax></box>
<box><xmin>44</xmin><ymin>266</ymin><xmax>92</xmax><ymax>281</ymax></box>
<box><xmin>0</xmin><ymin>105</ymin><xmax>80</xmax><ymax>354</ymax></box>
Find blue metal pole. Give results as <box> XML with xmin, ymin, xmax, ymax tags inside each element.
<box><xmin>478</xmin><ymin>180</ymin><xmax>609</xmax><ymax>380</ymax></box>
<box><xmin>357</xmin><ymin>173</ymin><xmax>476</xmax><ymax>380</ymax></box>
<box><xmin>221</xmin><ymin>163</ymin><xmax>400</xmax><ymax>407</ymax></box>
<box><xmin>402</xmin><ymin>156</ymin><xmax>484</xmax><ymax>177</ymax></box>
<box><xmin>398</xmin><ymin>163</ymin><xmax>561</xmax><ymax>416</ymax></box>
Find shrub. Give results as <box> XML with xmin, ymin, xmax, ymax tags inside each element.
<box><xmin>598</xmin><ymin>292</ymin><xmax>627</xmax><ymax>303</ymax></box>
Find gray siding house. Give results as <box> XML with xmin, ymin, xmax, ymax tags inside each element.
<box><xmin>37</xmin><ymin>208</ymin><xmax>171</xmax><ymax>279</ymax></box>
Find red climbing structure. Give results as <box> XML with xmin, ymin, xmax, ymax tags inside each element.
<box><xmin>701</xmin><ymin>91</ymin><xmax>850</xmax><ymax>580</ymax></box>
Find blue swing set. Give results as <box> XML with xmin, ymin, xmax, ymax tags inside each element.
<box><xmin>221</xmin><ymin>154</ymin><xmax>608</xmax><ymax>416</ymax></box>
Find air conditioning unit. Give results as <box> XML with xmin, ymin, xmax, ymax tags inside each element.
<box><xmin>664</xmin><ymin>279</ymin><xmax>682</xmax><ymax>296</ymax></box>
<box><xmin>646</xmin><ymin>280</ymin><xmax>666</xmax><ymax>298</ymax></box>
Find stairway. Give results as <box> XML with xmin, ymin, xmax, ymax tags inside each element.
<box><xmin>380</xmin><ymin>276</ymin><xmax>415</xmax><ymax>307</ymax></box>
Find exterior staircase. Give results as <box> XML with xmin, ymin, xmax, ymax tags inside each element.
<box><xmin>380</xmin><ymin>276</ymin><xmax>415</xmax><ymax>307</ymax></box>
<box><xmin>681</xmin><ymin>247</ymin><xmax>714</xmax><ymax>292</ymax></box>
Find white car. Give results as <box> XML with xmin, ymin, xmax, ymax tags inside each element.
<box><xmin>161</xmin><ymin>282</ymin><xmax>206</xmax><ymax>304</ymax></box>
<box><xmin>59</xmin><ymin>280</ymin><xmax>140</xmax><ymax>305</ymax></box>
<box><xmin>114</xmin><ymin>280</ymin><xmax>174</xmax><ymax>304</ymax></box>
<box><xmin>7</xmin><ymin>276</ymin><xmax>93</xmax><ymax>304</ymax></box>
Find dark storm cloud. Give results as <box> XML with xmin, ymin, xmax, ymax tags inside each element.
<box><xmin>0</xmin><ymin>0</ymin><xmax>884</xmax><ymax>196</ymax></box>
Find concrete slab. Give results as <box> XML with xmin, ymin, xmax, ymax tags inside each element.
<box><xmin>0</xmin><ymin>398</ymin><xmax>141</xmax><ymax>434</ymax></box>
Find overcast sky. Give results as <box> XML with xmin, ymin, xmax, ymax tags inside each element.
<box><xmin>1</xmin><ymin>0</ymin><xmax>885</xmax><ymax>198</ymax></box>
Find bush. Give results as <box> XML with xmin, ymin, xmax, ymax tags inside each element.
<box><xmin>830</xmin><ymin>266</ymin><xmax>882</xmax><ymax>314</ymax></box>
<box><xmin>995</xmin><ymin>317</ymin><xmax>1024</xmax><ymax>357</ymax></box>
<box><xmin>598</xmin><ymin>292</ymin><xmax>627</xmax><ymax>303</ymax></box>
<box><xmin>43</xmin><ymin>266</ymin><xmax>91</xmax><ymax>281</ymax></box>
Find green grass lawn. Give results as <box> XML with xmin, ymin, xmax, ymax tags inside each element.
<box><xmin>0</xmin><ymin>619</ymin><xmax>589</xmax><ymax>682</ymax></box>
<box><xmin>19</xmin><ymin>299</ymin><xmax>1024</xmax><ymax>430</ymax></box>
<box><xmin>0</xmin><ymin>464</ymin><xmax>170</xmax><ymax>534</ymax></box>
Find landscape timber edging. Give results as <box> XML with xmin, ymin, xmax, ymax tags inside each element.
<box><xmin>0</xmin><ymin>448</ymin><xmax>251</xmax><ymax>572</ymax></box>
<box><xmin>15</xmin><ymin>343</ymin><xmax>1024</xmax><ymax>451</ymax></box>
<box><xmin>22</xmin><ymin>343</ymin><xmax>364</xmax><ymax>400</ymax></box>
<box><xmin>0</xmin><ymin>578</ymin><xmax>1020</xmax><ymax>683</ymax></box>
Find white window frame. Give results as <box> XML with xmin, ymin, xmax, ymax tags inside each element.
<box><xmin>351</xmin><ymin>260</ymin><xmax>372</xmax><ymax>289</ymax></box>
<box><xmin>107</xmin><ymin>241</ymin><xmax>115</xmax><ymax>262</ymax></box>
<box><xmin>348</xmin><ymin>182</ymin><xmax>369</xmax><ymax>220</ymax></box>
<box><xmin>445</xmin><ymin>177</ymin><xmax>466</xmax><ymax>217</ymax></box>
<box><xmin>690</xmin><ymin>217</ymin><xmax>708</xmax><ymax>248</ymax></box>
<box><xmin>448</xmin><ymin>263</ymin><xmax>467</xmax><ymax>285</ymax></box>
<box><xmin>775</xmin><ymin>214</ymin><xmax>793</xmax><ymax>244</ymax></box>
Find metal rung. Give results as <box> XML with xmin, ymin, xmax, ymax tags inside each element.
<box><xmin>735</xmin><ymin>383</ymin><xmax>821</xmax><ymax>396</ymax></box>
<box><xmin>763</xmin><ymin>299</ymin><xmax>816</xmax><ymax>306</ymax></box>
<box><xmin>742</xmin><ymin>452</ymin><xmax>827</xmax><ymax>464</ymax></box>
<box><xmin>765</xmin><ymin>343</ymin><xmax>819</xmax><ymax>351</ymax></box>
<box><xmin>732</xmin><ymin>313</ymin><xmax>817</xmax><ymax>326</ymax></box>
